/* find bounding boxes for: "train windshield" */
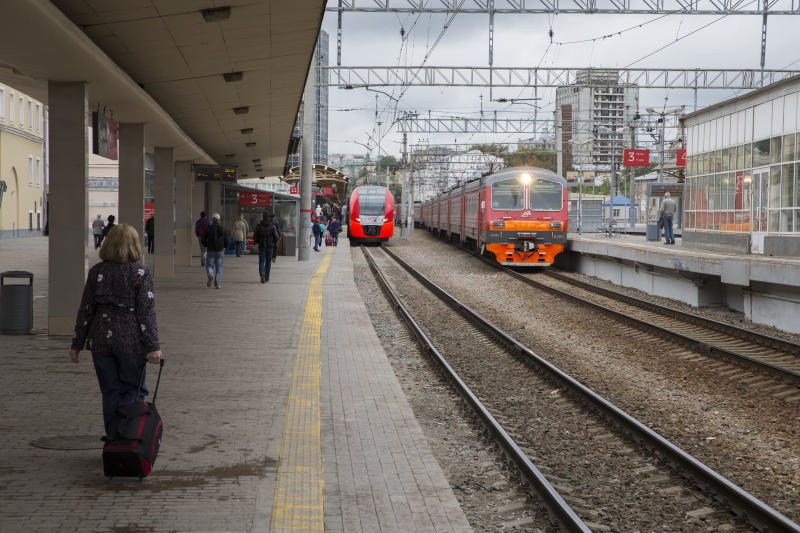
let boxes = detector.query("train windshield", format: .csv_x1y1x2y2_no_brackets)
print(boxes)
359,192,386,215
529,180,563,211
491,180,524,210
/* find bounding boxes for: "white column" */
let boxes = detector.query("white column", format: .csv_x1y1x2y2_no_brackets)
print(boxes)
118,123,145,239
153,147,174,280
174,160,193,266
47,82,89,335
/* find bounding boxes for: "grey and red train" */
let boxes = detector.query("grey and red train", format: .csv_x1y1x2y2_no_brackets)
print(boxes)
419,166,569,267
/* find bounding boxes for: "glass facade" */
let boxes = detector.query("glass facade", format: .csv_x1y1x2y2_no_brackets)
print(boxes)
684,91,800,236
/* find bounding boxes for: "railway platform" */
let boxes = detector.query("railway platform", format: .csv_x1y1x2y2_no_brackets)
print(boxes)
0,236,471,532
563,230,800,335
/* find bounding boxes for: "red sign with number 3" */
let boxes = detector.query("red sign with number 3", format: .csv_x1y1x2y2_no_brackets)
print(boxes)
623,148,650,167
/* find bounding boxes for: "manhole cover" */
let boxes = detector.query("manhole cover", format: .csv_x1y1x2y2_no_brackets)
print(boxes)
30,435,103,450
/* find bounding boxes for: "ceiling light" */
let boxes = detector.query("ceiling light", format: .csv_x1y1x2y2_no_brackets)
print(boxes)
201,7,231,23
223,71,243,83
246,142,256,147
240,128,253,135
233,106,249,115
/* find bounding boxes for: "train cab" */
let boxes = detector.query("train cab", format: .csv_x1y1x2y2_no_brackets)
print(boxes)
348,185,395,245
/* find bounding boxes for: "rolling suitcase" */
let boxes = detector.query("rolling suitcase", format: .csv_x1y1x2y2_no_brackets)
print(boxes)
103,359,164,479
325,233,333,246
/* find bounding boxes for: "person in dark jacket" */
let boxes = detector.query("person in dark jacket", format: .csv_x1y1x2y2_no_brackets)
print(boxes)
145,213,155,254
312,217,322,251
328,216,341,246
99,214,116,247
194,211,211,266
252,212,280,283
201,213,229,289
69,223,163,435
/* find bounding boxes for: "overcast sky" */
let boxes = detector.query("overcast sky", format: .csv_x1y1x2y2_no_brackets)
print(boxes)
320,4,800,159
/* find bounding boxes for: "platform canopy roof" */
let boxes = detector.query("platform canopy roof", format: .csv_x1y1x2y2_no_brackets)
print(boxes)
283,164,350,205
0,1,326,178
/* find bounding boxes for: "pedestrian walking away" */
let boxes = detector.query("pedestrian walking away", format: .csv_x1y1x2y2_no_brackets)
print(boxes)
69,223,163,436
92,214,105,249
194,210,212,267
145,213,155,254
312,217,322,251
252,212,280,283
329,216,341,246
99,214,116,247
659,192,677,245
232,214,248,257
201,213,229,288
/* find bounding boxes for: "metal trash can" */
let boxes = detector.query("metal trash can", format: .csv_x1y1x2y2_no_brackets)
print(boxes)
1,271,34,334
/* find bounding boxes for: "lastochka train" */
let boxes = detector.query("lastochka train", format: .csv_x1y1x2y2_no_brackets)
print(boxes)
419,166,568,267
348,185,395,245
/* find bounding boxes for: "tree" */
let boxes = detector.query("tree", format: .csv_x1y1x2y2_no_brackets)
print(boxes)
504,146,557,172
377,155,399,172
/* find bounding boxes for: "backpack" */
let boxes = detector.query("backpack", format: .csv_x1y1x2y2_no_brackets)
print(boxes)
255,222,278,248
196,218,209,237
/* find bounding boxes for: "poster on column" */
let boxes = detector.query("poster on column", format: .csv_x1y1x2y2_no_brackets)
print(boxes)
92,111,118,160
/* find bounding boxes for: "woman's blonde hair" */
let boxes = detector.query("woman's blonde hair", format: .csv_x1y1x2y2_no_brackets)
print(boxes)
99,223,143,263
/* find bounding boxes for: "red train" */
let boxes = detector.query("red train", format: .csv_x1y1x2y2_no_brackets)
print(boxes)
419,167,568,267
348,185,395,245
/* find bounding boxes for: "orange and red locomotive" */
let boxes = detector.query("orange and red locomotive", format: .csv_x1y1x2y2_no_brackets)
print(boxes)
420,167,568,267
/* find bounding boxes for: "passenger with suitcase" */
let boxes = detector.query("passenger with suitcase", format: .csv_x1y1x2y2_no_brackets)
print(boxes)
69,223,163,439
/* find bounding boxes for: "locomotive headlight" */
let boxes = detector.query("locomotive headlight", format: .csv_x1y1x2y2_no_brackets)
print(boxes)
518,173,532,185
549,221,562,230
491,220,505,229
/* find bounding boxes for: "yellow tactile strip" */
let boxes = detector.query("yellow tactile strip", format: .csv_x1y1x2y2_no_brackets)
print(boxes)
271,253,332,532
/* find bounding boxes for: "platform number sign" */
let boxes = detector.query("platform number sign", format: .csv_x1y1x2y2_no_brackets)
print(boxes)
623,149,649,167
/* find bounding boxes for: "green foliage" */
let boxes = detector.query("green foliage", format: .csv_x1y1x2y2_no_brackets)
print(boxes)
377,155,399,172
504,146,557,172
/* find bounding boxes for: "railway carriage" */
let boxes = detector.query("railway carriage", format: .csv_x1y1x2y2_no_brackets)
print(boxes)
421,167,568,267
348,185,395,245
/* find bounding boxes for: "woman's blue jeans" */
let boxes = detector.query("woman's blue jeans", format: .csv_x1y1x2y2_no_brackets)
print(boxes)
92,352,148,435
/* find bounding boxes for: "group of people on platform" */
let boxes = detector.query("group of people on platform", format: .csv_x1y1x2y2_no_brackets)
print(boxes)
311,202,342,251
194,210,282,289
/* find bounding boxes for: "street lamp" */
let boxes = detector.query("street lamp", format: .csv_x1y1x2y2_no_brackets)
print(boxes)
646,107,683,183
567,138,592,233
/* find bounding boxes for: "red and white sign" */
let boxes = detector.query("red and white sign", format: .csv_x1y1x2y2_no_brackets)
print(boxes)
676,149,686,167
289,186,299,195
238,190,272,207
623,148,650,167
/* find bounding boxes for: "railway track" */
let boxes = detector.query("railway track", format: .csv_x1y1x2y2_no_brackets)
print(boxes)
506,268,800,390
364,245,800,532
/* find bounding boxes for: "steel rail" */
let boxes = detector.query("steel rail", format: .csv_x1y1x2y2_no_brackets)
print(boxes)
361,246,590,532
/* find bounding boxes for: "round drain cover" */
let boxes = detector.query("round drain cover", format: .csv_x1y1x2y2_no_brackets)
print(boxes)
30,435,103,450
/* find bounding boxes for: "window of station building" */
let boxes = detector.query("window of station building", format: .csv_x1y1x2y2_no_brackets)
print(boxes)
783,133,796,163
27,156,33,185
9,91,14,123
770,136,782,165
0,87,4,120
18,96,23,126
753,138,771,167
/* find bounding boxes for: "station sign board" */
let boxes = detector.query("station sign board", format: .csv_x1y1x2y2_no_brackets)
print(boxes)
194,164,238,182
623,148,649,167
676,149,686,167
238,190,271,207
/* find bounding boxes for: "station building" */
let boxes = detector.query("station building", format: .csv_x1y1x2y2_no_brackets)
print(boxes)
0,82,45,237
682,74,800,257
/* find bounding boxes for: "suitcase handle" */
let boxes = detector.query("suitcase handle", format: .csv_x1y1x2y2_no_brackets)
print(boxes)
136,357,165,405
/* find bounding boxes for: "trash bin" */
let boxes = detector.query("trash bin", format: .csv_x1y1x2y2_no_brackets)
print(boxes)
1,271,34,335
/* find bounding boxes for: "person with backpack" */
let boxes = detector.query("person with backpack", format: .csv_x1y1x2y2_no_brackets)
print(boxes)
252,212,280,283
201,213,229,289
194,211,211,266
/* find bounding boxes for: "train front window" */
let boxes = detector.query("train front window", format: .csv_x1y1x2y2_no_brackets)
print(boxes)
491,180,524,210
360,193,385,215
530,180,563,211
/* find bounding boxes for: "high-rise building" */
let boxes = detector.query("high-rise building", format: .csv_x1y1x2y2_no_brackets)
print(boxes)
555,70,639,177
287,30,329,170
